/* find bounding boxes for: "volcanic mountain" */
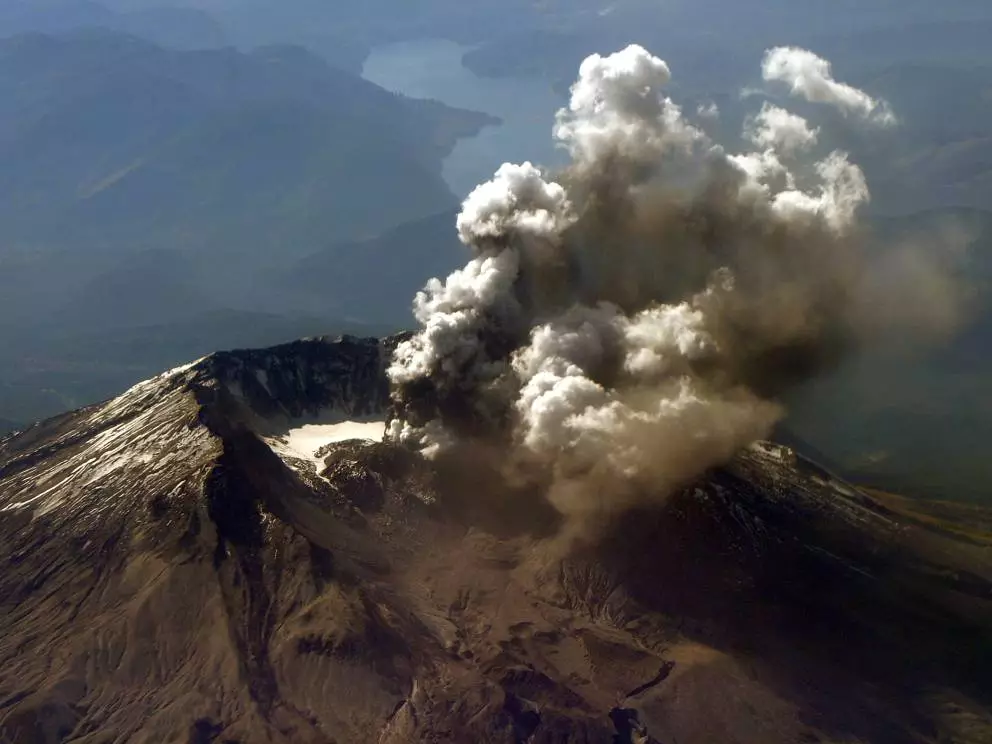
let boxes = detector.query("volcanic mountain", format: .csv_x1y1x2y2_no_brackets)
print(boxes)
0,335,990,743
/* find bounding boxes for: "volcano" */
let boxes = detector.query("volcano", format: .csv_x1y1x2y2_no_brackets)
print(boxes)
0,335,990,743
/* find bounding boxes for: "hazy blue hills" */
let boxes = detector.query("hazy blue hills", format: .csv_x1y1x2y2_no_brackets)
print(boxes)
0,29,492,424
144,0,563,73
0,32,483,249
0,30,490,302
788,208,992,503
275,209,463,325
0,0,226,50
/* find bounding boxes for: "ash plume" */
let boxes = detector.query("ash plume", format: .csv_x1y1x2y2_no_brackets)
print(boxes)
386,44,958,532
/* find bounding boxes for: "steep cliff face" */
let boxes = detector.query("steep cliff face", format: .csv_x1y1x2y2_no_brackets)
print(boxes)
201,335,394,426
0,335,990,744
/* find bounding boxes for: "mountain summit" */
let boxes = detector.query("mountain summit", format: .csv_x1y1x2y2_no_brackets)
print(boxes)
1,335,990,743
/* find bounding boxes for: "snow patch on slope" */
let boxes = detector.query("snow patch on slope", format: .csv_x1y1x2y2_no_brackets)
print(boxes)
265,418,385,477
0,363,215,521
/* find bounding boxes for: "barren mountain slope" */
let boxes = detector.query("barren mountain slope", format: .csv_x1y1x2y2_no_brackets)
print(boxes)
0,336,990,743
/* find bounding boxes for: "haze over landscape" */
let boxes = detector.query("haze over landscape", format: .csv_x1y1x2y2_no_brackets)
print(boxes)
0,2,991,741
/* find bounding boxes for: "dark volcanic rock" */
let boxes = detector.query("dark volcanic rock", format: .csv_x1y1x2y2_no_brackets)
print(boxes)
0,335,990,743
202,335,393,424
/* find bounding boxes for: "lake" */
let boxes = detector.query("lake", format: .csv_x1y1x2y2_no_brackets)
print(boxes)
362,38,567,198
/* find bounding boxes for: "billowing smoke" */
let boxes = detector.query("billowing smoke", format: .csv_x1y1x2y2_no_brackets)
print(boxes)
762,46,896,125
745,102,820,154
553,44,703,165
386,44,955,533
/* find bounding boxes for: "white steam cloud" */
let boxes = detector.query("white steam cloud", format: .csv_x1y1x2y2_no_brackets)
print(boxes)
455,161,573,246
386,44,948,532
745,102,819,154
762,46,896,125
554,44,702,165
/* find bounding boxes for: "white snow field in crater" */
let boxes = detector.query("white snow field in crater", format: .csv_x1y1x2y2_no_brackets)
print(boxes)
266,420,385,474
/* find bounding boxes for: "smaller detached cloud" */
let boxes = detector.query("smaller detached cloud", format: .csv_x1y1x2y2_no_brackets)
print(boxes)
762,47,896,126
697,101,720,119
745,102,819,154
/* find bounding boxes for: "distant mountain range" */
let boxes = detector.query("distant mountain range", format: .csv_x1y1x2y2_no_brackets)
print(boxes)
0,29,492,424
275,209,463,325
0,0,226,49
0,31,486,265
